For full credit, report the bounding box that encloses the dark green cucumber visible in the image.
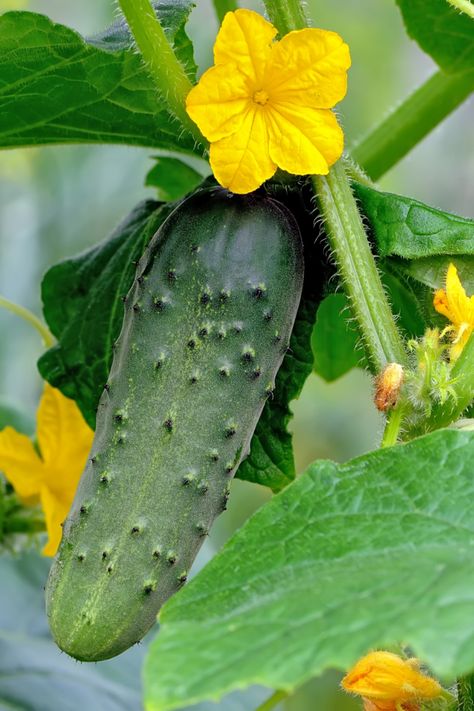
[46,187,303,661]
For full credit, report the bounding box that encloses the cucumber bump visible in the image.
[46,187,304,661]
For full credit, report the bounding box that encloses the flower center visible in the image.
[253,89,269,106]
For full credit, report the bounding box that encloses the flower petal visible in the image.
[445,263,474,325]
[267,104,343,175]
[36,384,93,495]
[186,63,251,142]
[265,28,351,109]
[0,426,43,499]
[213,9,277,85]
[40,486,69,556]
[210,106,276,194]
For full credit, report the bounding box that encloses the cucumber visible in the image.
[46,187,303,661]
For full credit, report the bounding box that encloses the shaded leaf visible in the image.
[0,7,197,150]
[38,200,170,428]
[146,157,203,202]
[145,429,474,710]
[311,293,363,381]
[355,183,474,260]
[395,0,474,74]
[380,264,429,337]
[399,255,474,293]
[0,552,145,711]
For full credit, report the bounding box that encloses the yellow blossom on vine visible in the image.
[341,651,442,711]
[186,9,350,194]
[0,384,93,556]
[434,263,474,361]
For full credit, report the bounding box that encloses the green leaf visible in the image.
[236,189,322,492]
[380,263,430,336]
[145,157,203,202]
[311,293,363,381]
[0,552,145,711]
[395,0,474,74]
[38,200,170,428]
[0,7,197,151]
[89,1,197,80]
[144,429,474,710]
[354,183,474,259]
[400,255,474,293]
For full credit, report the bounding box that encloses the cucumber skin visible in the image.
[46,187,304,662]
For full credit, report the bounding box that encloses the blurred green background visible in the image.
[0,0,472,709]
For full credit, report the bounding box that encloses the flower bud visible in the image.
[342,651,441,710]
[374,363,404,412]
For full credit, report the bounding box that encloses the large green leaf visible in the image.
[144,429,474,710]
[0,5,197,151]
[355,183,474,260]
[395,0,474,74]
[38,200,170,428]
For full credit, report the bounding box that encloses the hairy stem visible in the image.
[263,0,407,372]
[447,0,474,19]
[381,404,405,447]
[263,0,307,34]
[118,0,204,146]
[314,164,408,370]
[351,70,474,180]
[212,0,238,23]
[0,296,54,348]
[255,690,288,711]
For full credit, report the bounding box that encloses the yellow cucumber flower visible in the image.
[434,263,474,361]
[342,651,442,711]
[186,8,350,194]
[0,383,93,555]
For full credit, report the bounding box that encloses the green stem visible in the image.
[381,404,405,447]
[313,163,408,371]
[263,0,407,372]
[447,0,474,19]
[457,675,474,710]
[351,70,474,180]
[263,0,307,34]
[117,0,204,146]
[0,296,54,348]
[212,0,238,23]
[255,690,288,711]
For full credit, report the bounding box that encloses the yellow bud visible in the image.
[374,363,404,412]
[342,651,441,709]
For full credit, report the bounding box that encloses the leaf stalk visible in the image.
[0,295,54,348]
[351,70,474,181]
